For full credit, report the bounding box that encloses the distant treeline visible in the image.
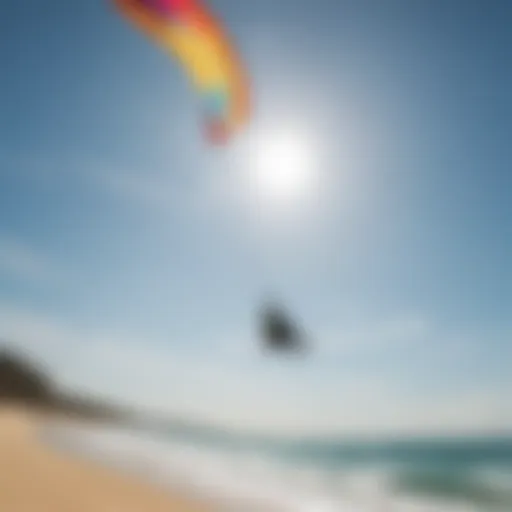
[0,347,133,422]
[0,349,54,403]
[0,346,243,438]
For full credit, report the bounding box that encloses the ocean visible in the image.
[42,421,512,512]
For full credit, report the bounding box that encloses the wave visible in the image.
[40,423,512,512]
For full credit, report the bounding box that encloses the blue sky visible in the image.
[1,0,510,435]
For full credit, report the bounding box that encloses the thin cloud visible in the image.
[98,166,236,223]
[317,312,431,356]
[0,237,54,284]
[0,303,510,435]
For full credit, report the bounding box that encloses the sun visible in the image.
[250,129,314,205]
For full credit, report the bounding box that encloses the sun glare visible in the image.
[251,130,314,205]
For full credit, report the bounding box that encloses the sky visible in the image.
[1,0,511,436]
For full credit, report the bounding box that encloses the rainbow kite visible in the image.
[113,0,251,144]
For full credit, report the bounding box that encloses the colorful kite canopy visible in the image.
[113,0,250,144]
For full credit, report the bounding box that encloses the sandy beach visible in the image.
[0,406,209,512]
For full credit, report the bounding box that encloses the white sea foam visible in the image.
[40,423,507,512]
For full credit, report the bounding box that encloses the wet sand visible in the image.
[0,406,210,512]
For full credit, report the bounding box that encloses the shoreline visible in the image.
[3,404,507,512]
[0,405,212,512]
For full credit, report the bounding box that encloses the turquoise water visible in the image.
[45,422,512,511]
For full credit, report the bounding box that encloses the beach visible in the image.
[1,404,510,512]
[0,406,208,512]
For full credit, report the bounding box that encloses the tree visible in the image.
[0,348,54,404]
